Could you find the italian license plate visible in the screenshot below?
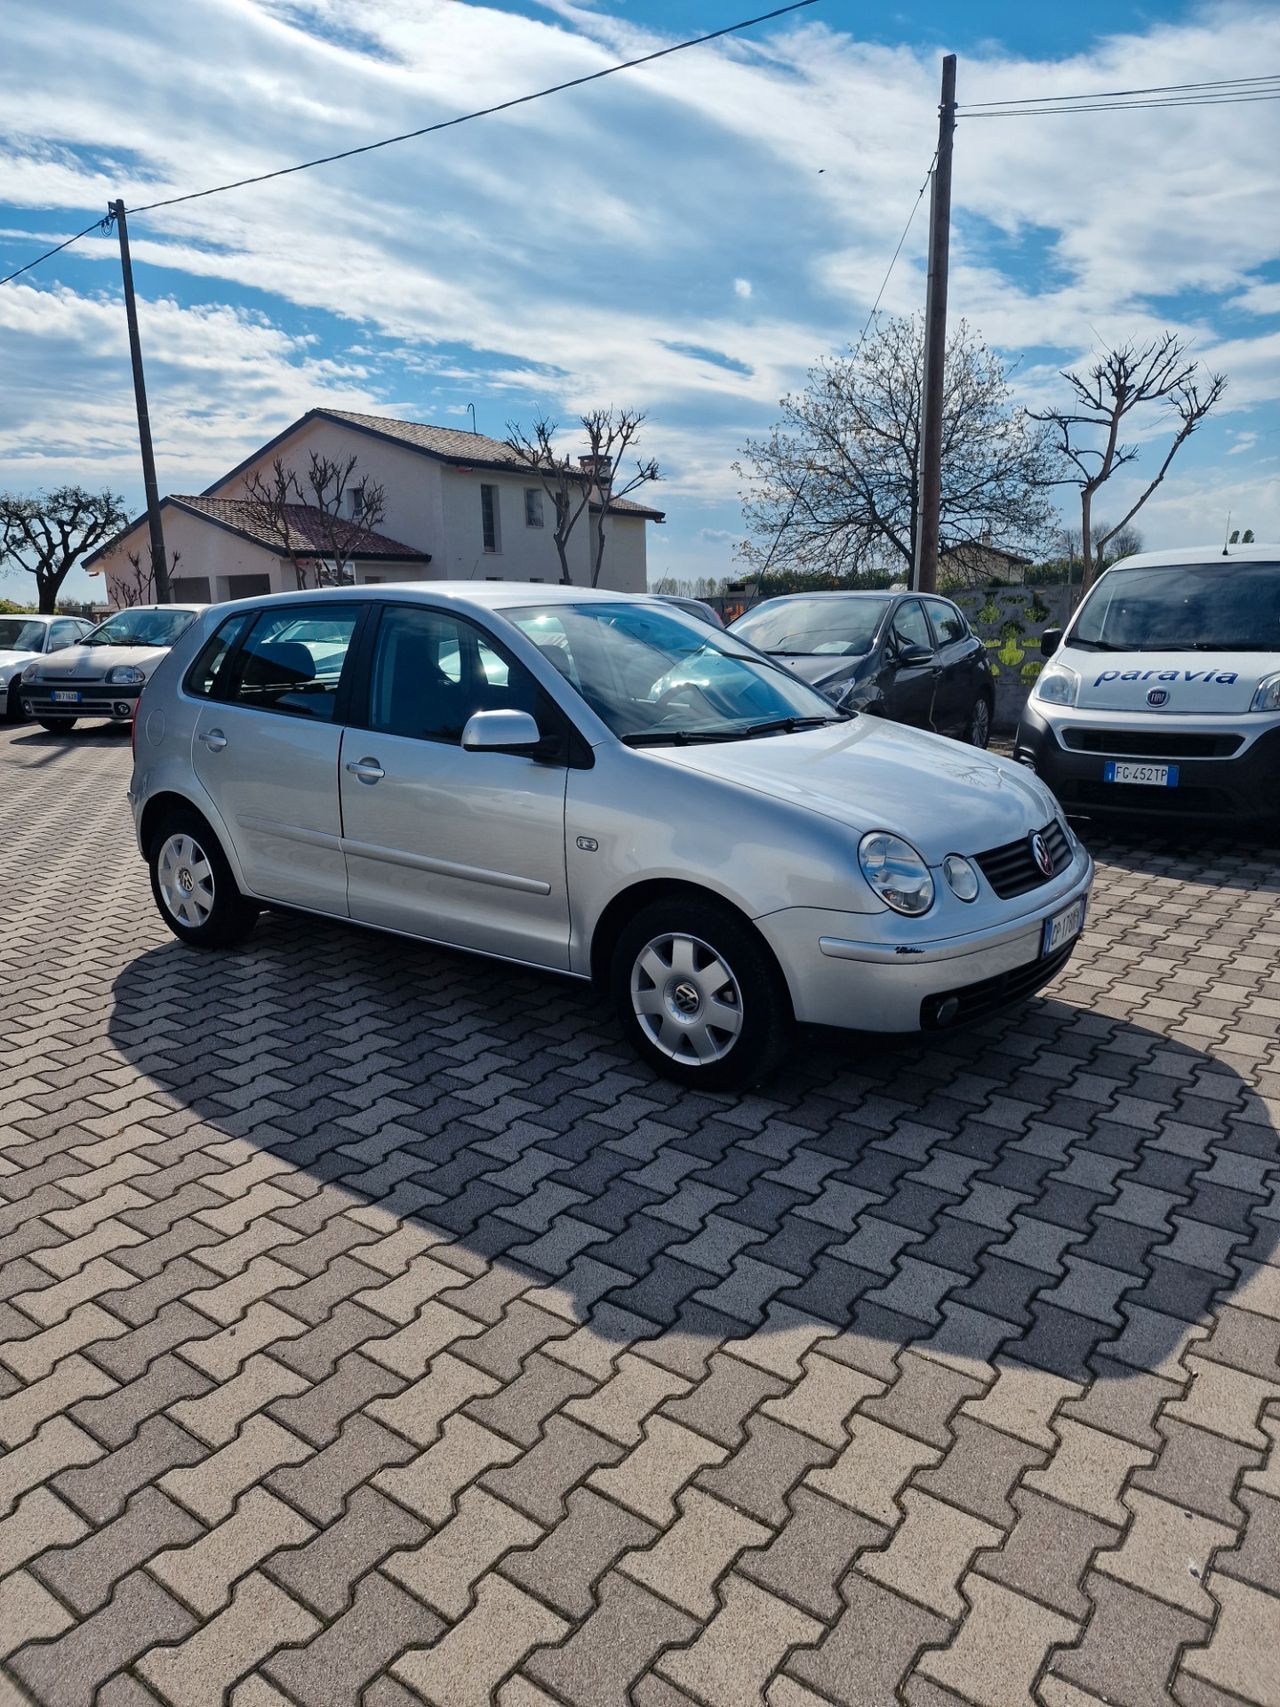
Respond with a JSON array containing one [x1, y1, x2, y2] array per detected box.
[[51, 690, 81, 704], [1043, 896, 1086, 956], [1103, 760, 1178, 787]]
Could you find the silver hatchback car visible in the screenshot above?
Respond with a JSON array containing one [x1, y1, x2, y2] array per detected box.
[[129, 585, 1093, 1087]]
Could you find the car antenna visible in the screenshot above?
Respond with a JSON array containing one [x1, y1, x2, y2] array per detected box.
[[1222, 511, 1231, 557]]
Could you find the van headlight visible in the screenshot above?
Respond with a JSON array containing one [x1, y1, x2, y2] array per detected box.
[[1034, 663, 1079, 708], [1250, 672, 1280, 713], [106, 665, 146, 686], [859, 832, 935, 916]]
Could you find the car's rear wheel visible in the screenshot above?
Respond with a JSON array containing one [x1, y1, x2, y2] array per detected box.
[[967, 693, 992, 748], [149, 809, 259, 949], [36, 716, 76, 733], [611, 897, 791, 1089], [4, 681, 22, 722]]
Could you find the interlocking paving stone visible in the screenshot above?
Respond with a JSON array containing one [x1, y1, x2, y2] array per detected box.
[[3, 729, 1280, 1707]]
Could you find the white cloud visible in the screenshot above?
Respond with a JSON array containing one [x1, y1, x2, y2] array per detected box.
[[733, 278, 752, 299]]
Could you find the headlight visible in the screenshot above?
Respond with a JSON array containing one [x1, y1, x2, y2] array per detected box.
[[1250, 672, 1280, 713], [21, 663, 41, 682], [942, 854, 979, 901], [106, 665, 146, 686], [1034, 663, 1079, 708], [859, 831, 935, 916]]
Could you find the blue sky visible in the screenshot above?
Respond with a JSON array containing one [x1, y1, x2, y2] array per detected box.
[[1, 0, 1278, 600]]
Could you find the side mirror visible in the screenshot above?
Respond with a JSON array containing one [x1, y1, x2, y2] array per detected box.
[[1040, 628, 1064, 658], [896, 641, 933, 668], [461, 709, 543, 754]]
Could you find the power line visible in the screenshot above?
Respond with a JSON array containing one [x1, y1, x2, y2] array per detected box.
[[963, 71, 1280, 109], [963, 89, 1280, 118], [0, 0, 818, 287]]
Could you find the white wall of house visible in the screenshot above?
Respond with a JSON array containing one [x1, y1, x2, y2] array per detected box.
[[96, 507, 286, 607]]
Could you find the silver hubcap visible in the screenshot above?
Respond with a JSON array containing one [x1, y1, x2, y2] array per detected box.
[[157, 833, 215, 928], [630, 932, 744, 1065], [972, 700, 990, 746]]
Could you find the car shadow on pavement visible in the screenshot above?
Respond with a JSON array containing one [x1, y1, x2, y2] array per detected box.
[[106, 915, 1277, 1399]]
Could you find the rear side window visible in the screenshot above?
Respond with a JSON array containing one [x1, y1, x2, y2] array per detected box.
[[185, 612, 254, 699], [224, 607, 360, 720], [924, 599, 968, 645]]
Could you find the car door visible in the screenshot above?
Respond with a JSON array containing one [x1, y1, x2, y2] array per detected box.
[[880, 599, 939, 729], [923, 597, 980, 735], [338, 603, 571, 970], [190, 603, 363, 915]]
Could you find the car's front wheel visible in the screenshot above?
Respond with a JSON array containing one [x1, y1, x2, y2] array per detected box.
[[36, 716, 77, 733], [967, 692, 993, 748], [611, 897, 792, 1089], [149, 809, 259, 949], [4, 681, 22, 722]]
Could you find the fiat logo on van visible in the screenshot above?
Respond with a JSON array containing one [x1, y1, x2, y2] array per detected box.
[[1146, 687, 1170, 707]]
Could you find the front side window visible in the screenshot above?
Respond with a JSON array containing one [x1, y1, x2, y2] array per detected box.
[[83, 608, 199, 648], [525, 488, 544, 528], [731, 597, 890, 657], [505, 601, 844, 745], [225, 606, 359, 720], [47, 621, 82, 649], [0, 618, 50, 651], [481, 484, 501, 553], [891, 600, 933, 655], [924, 598, 968, 646], [367, 605, 542, 744], [1070, 562, 1280, 651]]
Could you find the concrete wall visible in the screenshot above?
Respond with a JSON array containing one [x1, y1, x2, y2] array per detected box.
[[948, 585, 1074, 731]]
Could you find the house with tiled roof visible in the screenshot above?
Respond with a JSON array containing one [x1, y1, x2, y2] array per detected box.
[[86, 408, 665, 606]]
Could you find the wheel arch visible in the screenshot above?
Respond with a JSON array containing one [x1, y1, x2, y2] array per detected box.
[[139, 791, 221, 860]]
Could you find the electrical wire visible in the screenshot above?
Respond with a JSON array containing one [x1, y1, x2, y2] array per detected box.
[[963, 89, 1280, 117], [0, 0, 818, 286], [963, 71, 1280, 109]]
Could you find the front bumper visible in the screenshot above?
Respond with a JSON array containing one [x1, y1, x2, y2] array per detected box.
[[21, 682, 140, 722], [1014, 700, 1280, 822], [757, 854, 1093, 1033]]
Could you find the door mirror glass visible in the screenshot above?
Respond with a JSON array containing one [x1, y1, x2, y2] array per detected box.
[[1040, 627, 1064, 658], [461, 709, 542, 752], [896, 641, 934, 668]]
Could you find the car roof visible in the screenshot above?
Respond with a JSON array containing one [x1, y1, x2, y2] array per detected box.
[[1107, 544, 1280, 570], [212, 583, 664, 615]]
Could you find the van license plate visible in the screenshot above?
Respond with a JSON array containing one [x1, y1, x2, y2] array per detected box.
[[1103, 760, 1178, 787], [1043, 896, 1086, 956], [52, 691, 81, 704]]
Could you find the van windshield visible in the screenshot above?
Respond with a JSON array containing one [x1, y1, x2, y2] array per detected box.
[[1070, 562, 1280, 652]]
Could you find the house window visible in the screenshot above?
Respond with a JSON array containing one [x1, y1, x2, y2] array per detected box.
[[524, 488, 544, 528], [481, 484, 501, 553], [347, 483, 365, 519]]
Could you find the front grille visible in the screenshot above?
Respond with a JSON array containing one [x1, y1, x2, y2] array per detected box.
[[1060, 728, 1243, 759], [974, 818, 1071, 900], [920, 940, 1076, 1030]]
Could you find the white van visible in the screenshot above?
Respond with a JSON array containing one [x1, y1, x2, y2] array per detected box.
[[1015, 544, 1280, 823]]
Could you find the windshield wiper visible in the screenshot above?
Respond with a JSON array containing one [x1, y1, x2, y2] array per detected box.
[[742, 714, 849, 737], [621, 714, 847, 748]]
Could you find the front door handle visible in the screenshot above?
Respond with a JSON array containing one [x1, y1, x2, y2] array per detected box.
[[201, 729, 228, 752], [346, 757, 385, 784]]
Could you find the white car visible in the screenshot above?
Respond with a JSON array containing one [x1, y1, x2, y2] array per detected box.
[[0, 614, 95, 720], [1016, 543, 1280, 823], [20, 604, 205, 732], [129, 584, 1093, 1087]]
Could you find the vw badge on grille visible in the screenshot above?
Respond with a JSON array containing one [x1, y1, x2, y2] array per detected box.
[[1030, 831, 1054, 877], [1147, 687, 1170, 707]]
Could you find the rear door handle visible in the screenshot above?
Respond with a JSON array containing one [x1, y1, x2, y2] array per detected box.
[[201, 729, 228, 752], [346, 757, 385, 784]]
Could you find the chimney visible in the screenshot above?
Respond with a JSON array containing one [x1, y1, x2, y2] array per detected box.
[[578, 454, 613, 482]]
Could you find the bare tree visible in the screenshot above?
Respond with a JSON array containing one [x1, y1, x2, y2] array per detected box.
[[736, 315, 1058, 581], [113, 546, 181, 608], [242, 452, 387, 589], [1031, 334, 1226, 595], [505, 409, 660, 586], [0, 486, 127, 613]]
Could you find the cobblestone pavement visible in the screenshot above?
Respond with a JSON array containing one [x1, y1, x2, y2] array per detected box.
[[1, 721, 1278, 1707]]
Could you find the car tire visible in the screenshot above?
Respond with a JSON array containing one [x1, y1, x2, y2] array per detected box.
[[149, 808, 259, 950], [36, 716, 77, 733], [967, 693, 993, 748], [611, 897, 792, 1089], [4, 681, 21, 722]]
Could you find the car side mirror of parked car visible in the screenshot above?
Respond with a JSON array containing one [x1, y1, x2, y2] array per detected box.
[[895, 641, 934, 668], [461, 709, 543, 754], [1040, 628, 1064, 658]]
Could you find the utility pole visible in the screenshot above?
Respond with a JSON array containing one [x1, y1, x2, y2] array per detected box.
[[914, 53, 956, 595], [109, 200, 170, 603]]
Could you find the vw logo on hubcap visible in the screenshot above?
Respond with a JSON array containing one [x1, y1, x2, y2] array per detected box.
[[177, 868, 194, 893], [672, 981, 701, 1016], [1030, 831, 1053, 878]]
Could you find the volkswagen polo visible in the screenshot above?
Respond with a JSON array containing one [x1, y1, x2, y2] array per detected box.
[[129, 585, 1092, 1087]]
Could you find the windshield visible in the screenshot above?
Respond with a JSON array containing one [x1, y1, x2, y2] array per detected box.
[[1070, 562, 1280, 652], [505, 601, 845, 744], [0, 618, 46, 652], [83, 608, 199, 649], [730, 596, 890, 656]]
